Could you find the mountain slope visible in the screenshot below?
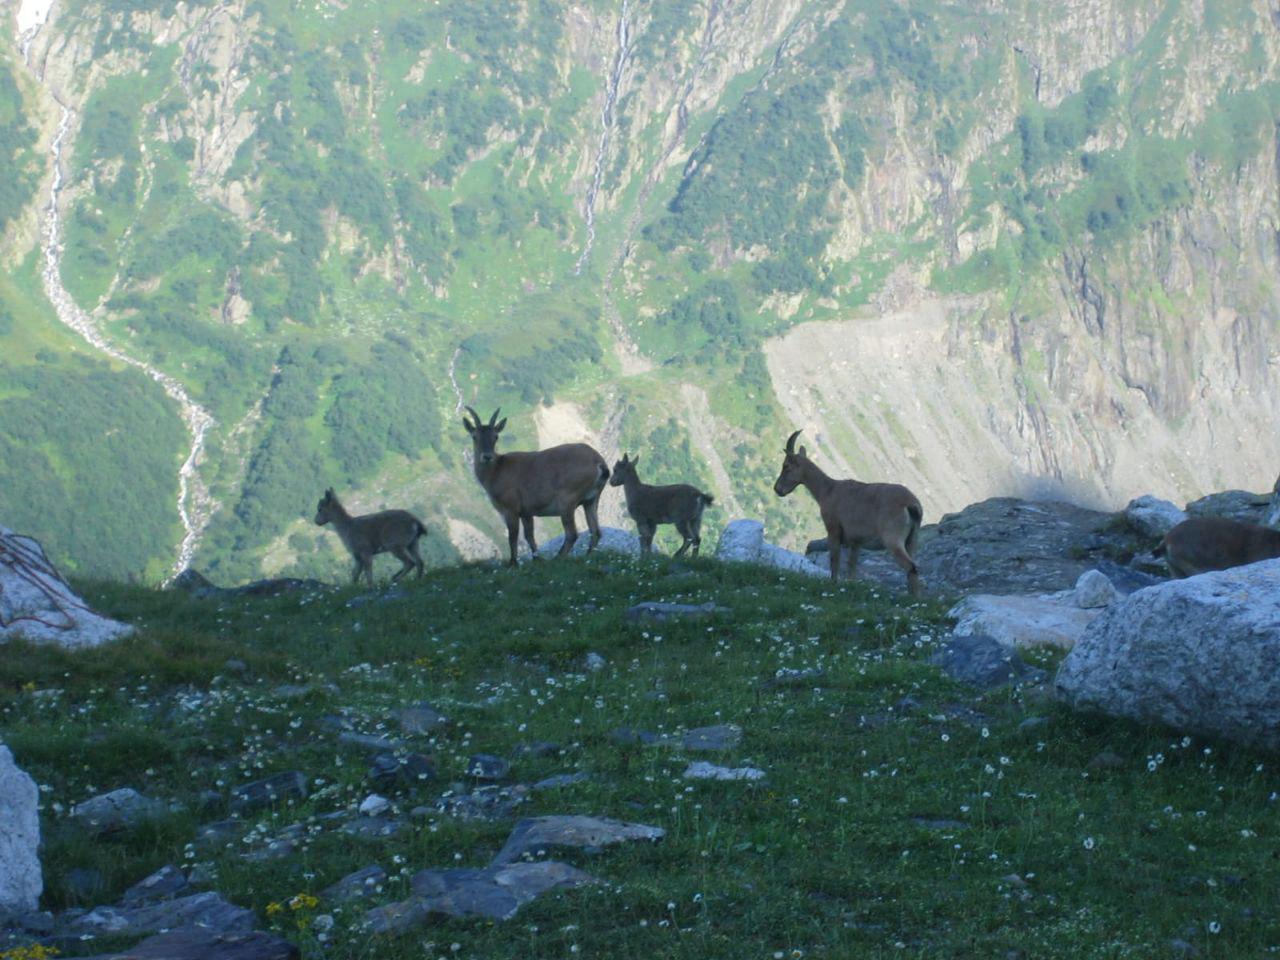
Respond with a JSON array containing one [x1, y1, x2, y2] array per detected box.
[[2, 0, 1278, 580]]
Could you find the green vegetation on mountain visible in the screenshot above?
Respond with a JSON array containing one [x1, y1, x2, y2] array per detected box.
[[1, 0, 1277, 580]]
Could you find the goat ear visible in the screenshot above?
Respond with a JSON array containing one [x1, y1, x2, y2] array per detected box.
[[798, 445, 807, 458], [495, 418, 507, 433], [632, 453, 640, 465]]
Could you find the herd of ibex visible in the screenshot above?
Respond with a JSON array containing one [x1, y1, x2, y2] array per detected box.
[[314, 405, 1280, 592]]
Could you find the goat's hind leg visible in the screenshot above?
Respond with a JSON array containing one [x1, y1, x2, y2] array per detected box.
[[390, 546, 415, 582], [887, 541, 922, 597], [673, 519, 693, 558], [557, 512, 579, 557], [582, 497, 603, 554]]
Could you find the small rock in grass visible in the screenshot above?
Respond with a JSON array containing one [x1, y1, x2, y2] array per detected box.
[[1017, 716, 1049, 734], [1086, 750, 1126, 773], [531, 772, 591, 791], [513, 741, 561, 759], [230, 771, 307, 813], [466, 754, 510, 781], [584, 652, 607, 672], [71, 788, 168, 835], [341, 817, 406, 839], [322, 866, 386, 904], [680, 724, 742, 752], [397, 704, 448, 736], [194, 819, 243, 850], [243, 838, 297, 863], [683, 762, 765, 782], [358, 794, 390, 817], [367, 752, 435, 789]]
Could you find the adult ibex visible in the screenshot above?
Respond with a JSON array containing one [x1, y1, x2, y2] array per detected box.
[[773, 430, 924, 596], [463, 407, 610, 565], [609, 453, 714, 557], [314, 488, 427, 586], [1155, 516, 1280, 578]]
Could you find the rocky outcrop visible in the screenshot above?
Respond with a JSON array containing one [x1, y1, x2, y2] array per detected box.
[[1, 526, 134, 648], [1123, 496, 1187, 540], [536, 526, 641, 558], [0, 745, 41, 918], [1055, 559, 1280, 750]]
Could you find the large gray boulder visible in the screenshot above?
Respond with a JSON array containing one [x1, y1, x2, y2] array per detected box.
[[0, 525, 133, 648], [0, 745, 41, 917], [1056, 559, 1280, 749]]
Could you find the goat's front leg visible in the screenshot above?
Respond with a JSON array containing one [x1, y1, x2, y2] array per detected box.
[[826, 527, 842, 582], [505, 516, 520, 566], [521, 515, 539, 558]]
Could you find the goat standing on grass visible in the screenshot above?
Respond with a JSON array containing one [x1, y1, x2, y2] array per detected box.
[[773, 430, 924, 596], [463, 406, 610, 566], [610, 453, 715, 557], [1155, 516, 1280, 578], [314, 488, 427, 587]]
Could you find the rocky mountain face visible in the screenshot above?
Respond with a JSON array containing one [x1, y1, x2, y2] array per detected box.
[[1, 0, 1277, 579]]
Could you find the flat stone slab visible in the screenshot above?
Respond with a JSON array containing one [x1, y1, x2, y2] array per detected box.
[[71, 788, 168, 835], [68, 891, 255, 938], [949, 593, 1102, 650], [340, 817, 406, 839], [321, 865, 386, 903], [337, 732, 403, 754], [683, 761, 765, 781], [493, 815, 665, 865], [77, 929, 299, 960], [364, 861, 596, 932], [1, 526, 134, 648], [930, 634, 1047, 689], [531, 772, 591, 791]]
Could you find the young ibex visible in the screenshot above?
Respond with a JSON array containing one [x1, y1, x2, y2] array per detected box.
[[463, 407, 610, 565], [314, 488, 427, 586], [773, 430, 924, 596], [609, 453, 715, 557], [1154, 516, 1280, 578]]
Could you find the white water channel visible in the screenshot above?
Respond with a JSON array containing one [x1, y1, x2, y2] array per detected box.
[[574, 0, 632, 275], [39, 105, 217, 580]]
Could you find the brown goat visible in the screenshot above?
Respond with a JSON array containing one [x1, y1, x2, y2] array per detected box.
[[609, 453, 714, 557], [463, 406, 610, 565], [314, 488, 427, 586], [1155, 516, 1280, 578], [773, 430, 924, 596]]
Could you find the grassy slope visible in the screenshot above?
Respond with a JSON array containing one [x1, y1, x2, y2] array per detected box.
[[2, 559, 1276, 958]]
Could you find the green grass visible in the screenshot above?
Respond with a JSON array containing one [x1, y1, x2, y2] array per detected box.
[[2, 558, 1277, 958]]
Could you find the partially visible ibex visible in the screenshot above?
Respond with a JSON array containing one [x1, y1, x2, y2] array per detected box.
[[314, 488, 427, 586], [463, 406, 610, 565], [1155, 516, 1280, 578], [609, 453, 714, 557], [773, 430, 924, 596]]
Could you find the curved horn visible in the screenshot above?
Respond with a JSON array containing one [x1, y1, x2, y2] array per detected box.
[[785, 430, 802, 455], [464, 406, 482, 428], [489, 408, 501, 427]]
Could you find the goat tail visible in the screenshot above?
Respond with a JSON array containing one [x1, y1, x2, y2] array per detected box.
[[415, 518, 429, 541], [905, 503, 923, 555], [700, 493, 716, 507], [599, 463, 611, 484]]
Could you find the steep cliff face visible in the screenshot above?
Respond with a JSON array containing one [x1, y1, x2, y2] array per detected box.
[[2, 0, 1278, 576]]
